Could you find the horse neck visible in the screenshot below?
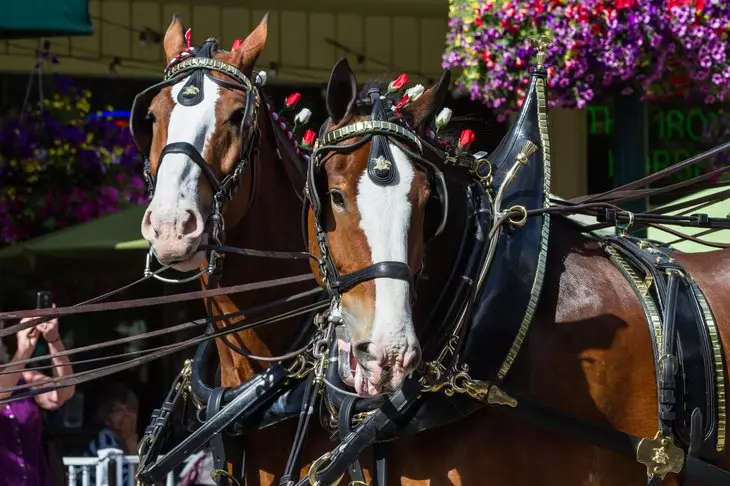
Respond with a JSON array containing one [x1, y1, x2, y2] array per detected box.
[[227, 105, 304, 254], [205, 103, 313, 386]]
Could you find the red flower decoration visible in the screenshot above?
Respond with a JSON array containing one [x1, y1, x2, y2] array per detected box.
[[393, 94, 410, 114], [458, 129, 476, 149], [388, 73, 409, 92], [285, 92, 302, 109], [301, 129, 317, 148], [231, 39, 244, 50], [616, 0, 635, 9], [184, 28, 192, 49]]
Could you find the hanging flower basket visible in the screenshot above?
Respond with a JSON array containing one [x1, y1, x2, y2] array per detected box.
[[443, 0, 730, 119], [0, 76, 147, 246]]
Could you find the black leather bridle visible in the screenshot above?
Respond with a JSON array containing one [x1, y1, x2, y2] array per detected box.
[[305, 87, 448, 304], [129, 38, 261, 281]]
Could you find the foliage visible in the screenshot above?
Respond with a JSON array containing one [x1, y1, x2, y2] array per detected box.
[[444, 0, 730, 119], [0, 76, 147, 246]]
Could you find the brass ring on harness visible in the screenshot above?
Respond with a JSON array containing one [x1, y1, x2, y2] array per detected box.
[[616, 211, 635, 236], [473, 158, 493, 187], [506, 205, 528, 228], [308, 452, 344, 486]]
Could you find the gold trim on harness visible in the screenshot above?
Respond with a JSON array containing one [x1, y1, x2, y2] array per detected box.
[[497, 74, 552, 381], [317, 120, 422, 153], [604, 246, 663, 352], [164, 57, 254, 91]]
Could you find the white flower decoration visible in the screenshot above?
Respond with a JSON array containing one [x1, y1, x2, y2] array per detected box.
[[294, 107, 312, 126], [405, 84, 425, 101], [435, 108, 453, 132]]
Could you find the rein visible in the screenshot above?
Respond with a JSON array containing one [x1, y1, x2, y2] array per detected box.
[[0, 290, 329, 402]]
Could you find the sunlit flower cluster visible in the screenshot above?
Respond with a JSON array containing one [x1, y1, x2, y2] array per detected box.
[[0, 76, 147, 246], [443, 0, 730, 119]]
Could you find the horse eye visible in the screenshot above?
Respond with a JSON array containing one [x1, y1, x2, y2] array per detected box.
[[146, 111, 156, 123], [228, 109, 245, 127], [329, 190, 346, 209]]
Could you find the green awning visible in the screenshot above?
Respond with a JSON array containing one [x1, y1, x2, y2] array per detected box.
[[0, 205, 149, 273], [0, 0, 93, 39]]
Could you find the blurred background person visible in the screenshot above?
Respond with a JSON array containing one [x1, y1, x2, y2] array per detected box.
[[84, 382, 139, 485], [0, 309, 75, 486]]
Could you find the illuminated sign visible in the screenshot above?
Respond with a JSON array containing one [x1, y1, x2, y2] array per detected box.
[[586, 102, 726, 204]]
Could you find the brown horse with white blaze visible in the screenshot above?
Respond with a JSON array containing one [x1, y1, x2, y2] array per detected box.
[[297, 57, 730, 485], [136, 15, 315, 388]]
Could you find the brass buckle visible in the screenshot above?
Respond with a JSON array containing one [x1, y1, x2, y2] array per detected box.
[[308, 452, 344, 486], [636, 432, 684, 480]]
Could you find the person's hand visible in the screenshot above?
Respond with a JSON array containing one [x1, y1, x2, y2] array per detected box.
[[35, 304, 60, 342], [16, 324, 40, 359]]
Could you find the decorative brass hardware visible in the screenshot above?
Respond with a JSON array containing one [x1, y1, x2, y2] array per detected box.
[[210, 468, 242, 486], [636, 432, 685, 480], [308, 452, 344, 486], [506, 205, 528, 228], [472, 157, 493, 188], [516, 140, 538, 165], [421, 363, 517, 407], [486, 385, 518, 407], [371, 155, 392, 172], [287, 354, 315, 380], [530, 35, 553, 70]]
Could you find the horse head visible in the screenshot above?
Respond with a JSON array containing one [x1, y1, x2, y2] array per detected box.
[[134, 15, 269, 271], [306, 58, 451, 396]]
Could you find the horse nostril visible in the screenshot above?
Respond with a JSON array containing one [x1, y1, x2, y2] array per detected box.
[[354, 341, 378, 363], [181, 210, 198, 236]]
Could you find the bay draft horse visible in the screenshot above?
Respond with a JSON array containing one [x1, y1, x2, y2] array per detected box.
[[298, 59, 730, 485], [133, 14, 340, 483]]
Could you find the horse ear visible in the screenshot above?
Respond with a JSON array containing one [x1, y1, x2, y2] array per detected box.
[[402, 70, 451, 129], [231, 13, 269, 74], [163, 15, 186, 64], [326, 57, 357, 124]]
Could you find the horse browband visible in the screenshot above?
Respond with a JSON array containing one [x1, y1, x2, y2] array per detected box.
[[315, 120, 422, 153], [164, 56, 254, 92]]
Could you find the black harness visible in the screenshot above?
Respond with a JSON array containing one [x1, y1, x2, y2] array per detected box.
[[129, 38, 261, 279]]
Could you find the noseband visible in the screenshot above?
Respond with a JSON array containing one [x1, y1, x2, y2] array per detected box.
[[305, 87, 436, 303], [129, 38, 260, 280]]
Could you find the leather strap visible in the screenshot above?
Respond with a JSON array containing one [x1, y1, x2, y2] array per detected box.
[[496, 389, 730, 486], [137, 364, 288, 483], [373, 443, 387, 486], [338, 397, 366, 484], [296, 378, 420, 486], [280, 374, 319, 486], [335, 261, 413, 294]]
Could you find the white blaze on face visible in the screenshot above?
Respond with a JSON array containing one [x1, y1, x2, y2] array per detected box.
[[355, 143, 416, 359], [153, 75, 221, 210]]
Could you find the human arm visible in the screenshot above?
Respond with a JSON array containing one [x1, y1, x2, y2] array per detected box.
[[0, 326, 39, 399], [26, 311, 75, 410]]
